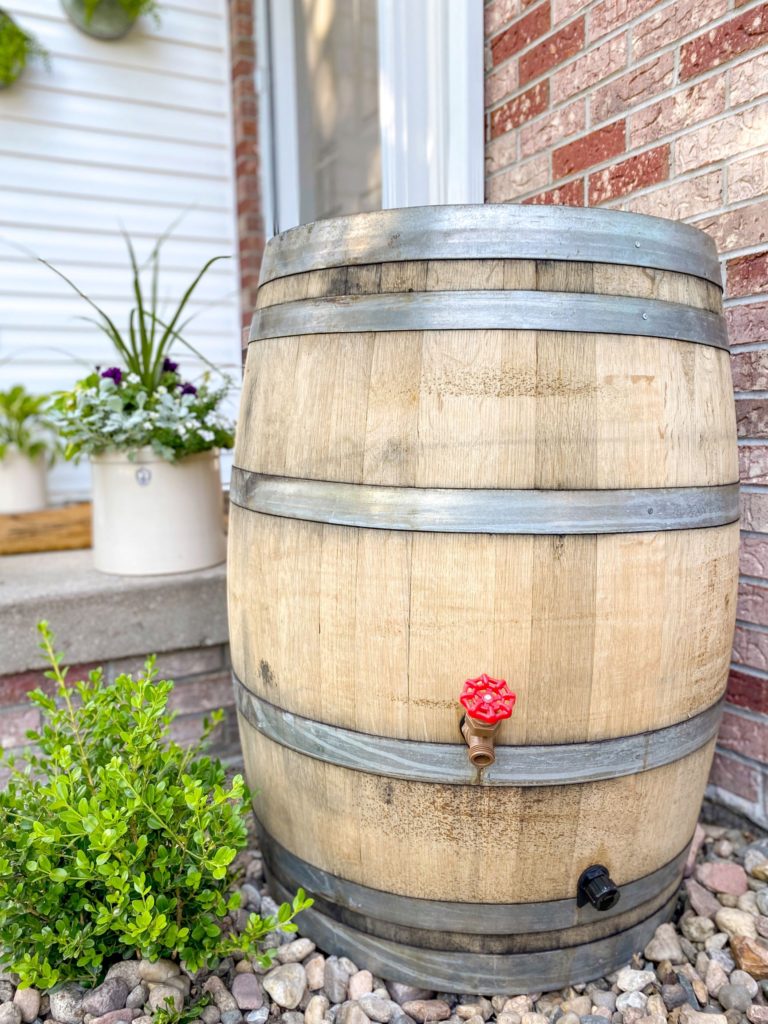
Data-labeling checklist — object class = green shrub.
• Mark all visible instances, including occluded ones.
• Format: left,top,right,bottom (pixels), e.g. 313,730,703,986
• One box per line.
0,385,57,462
0,622,312,989
0,11,47,88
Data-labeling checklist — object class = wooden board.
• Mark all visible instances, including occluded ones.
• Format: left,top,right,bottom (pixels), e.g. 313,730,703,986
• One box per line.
229,509,738,744
242,730,715,903
0,502,92,555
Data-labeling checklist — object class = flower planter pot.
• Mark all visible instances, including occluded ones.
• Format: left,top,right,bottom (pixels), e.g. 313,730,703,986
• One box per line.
0,450,47,514
91,448,226,575
60,0,136,40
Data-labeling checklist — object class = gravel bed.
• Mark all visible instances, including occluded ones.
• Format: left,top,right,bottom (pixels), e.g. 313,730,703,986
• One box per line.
1,820,767,1024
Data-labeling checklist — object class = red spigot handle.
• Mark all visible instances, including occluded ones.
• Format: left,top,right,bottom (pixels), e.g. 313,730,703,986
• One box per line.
460,673,516,725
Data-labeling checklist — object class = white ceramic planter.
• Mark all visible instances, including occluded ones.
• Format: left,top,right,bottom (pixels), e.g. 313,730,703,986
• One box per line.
0,450,47,513
90,447,226,575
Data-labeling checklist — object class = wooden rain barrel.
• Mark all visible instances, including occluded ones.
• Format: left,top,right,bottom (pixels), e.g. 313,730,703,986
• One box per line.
228,205,739,993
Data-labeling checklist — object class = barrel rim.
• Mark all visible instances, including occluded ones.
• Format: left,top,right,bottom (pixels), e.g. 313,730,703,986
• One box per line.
258,204,722,287
234,677,723,786
229,472,740,535
248,291,729,350
257,823,690,934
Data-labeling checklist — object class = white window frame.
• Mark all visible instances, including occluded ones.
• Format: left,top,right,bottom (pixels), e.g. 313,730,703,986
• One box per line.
256,0,485,237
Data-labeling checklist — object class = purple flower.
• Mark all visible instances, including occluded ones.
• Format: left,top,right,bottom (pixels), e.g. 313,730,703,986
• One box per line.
162,357,179,373
101,367,123,385
180,382,197,396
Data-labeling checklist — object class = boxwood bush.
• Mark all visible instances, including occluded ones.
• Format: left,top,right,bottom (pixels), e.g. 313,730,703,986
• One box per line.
0,622,311,989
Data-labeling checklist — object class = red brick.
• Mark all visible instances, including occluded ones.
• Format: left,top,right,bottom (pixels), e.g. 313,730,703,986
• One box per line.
0,671,50,706
676,104,768,173
733,626,768,674
729,151,768,204
588,144,668,204
681,4,768,81
627,171,723,220
0,706,40,750
523,178,585,206
733,350,768,391
737,399,768,438
486,154,550,202
589,0,659,42
629,75,727,148
740,443,768,485
592,53,675,124
490,81,550,138
727,302,768,345
728,666,768,713
486,61,519,107
739,579,768,625
741,533,768,576
552,33,627,103
710,750,761,802
490,2,551,64
742,490,768,533
485,0,519,36
632,0,727,59
718,709,768,762
519,17,584,84
167,673,233,716
553,120,626,177
727,251,768,299
520,98,585,156
696,199,768,254
731,51,768,105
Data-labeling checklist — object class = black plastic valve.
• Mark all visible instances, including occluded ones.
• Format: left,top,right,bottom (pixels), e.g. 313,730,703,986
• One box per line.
577,864,620,911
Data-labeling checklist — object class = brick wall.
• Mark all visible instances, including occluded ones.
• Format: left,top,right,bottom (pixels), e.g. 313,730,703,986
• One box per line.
0,644,240,778
229,0,264,331
485,0,768,826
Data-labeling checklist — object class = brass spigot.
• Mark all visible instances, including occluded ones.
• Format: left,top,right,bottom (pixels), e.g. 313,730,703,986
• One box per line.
459,674,517,768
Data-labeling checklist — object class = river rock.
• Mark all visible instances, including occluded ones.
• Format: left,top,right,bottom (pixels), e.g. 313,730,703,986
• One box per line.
245,1011,269,1024
148,987,184,1015
264,965,307,1010
503,999,532,1016
748,1009,768,1024
519,1015,547,1024
645,924,684,963
304,956,326,992
139,961,179,984
305,996,330,1024
705,959,730,997
717,984,753,1013
696,864,749,897
359,996,397,1023
562,997,592,1017
731,970,758,997
756,890,768,916
324,960,353,1004
80,981,129,1017
661,985,688,1012
731,935,768,979
685,825,707,877
125,986,147,1011
89,1011,140,1024
682,916,716,943
617,968,656,992
401,1003,451,1024
679,1009,727,1024
338,1004,370,1024
49,984,85,1024
0,983,14,1003
456,1001,492,1022
204,978,239,1014
495,1016,520,1024
232,975,264,1011
0,1007,21,1024
716,908,758,938
387,986,434,1008
616,993,648,1014
12,988,40,1024
220,1010,244,1024
106,965,142,992
686,880,722,920
201,1007,221,1024
349,974,373,1002
278,940,317,965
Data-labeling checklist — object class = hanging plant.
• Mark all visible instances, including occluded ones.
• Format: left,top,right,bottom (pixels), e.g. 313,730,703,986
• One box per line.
60,0,160,40
0,10,48,89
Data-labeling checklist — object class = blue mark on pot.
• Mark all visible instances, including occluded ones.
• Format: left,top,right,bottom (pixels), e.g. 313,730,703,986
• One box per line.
135,467,152,486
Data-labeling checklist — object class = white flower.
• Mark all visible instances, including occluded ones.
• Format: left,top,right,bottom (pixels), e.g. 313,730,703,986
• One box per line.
199,429,214,442
127,373,140,384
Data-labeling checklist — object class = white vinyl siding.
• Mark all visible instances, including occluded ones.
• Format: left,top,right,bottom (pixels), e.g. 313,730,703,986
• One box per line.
0,0,241,499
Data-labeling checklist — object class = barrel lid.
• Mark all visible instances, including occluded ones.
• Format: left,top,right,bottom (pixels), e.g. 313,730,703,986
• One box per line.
259,204,722,288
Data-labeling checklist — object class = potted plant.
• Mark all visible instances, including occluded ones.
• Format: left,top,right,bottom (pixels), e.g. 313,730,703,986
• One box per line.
0,10,47,88
61,0,159,40
0,385,57,514
48,231,234,576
